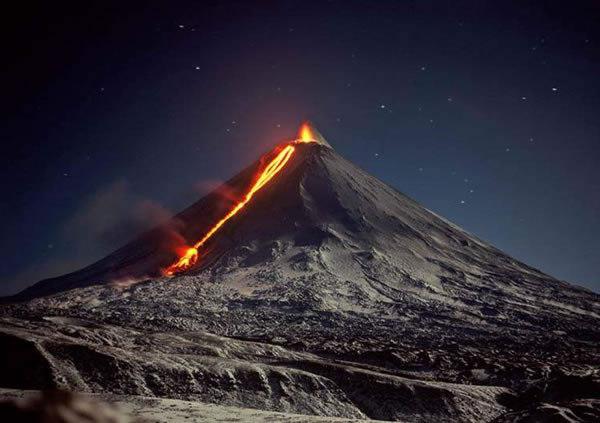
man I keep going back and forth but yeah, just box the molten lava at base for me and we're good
[164,124,317,276]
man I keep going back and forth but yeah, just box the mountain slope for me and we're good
[12,138,599,323]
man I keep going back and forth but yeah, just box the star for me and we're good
[521,96,527,101]
[552,87,558,92]
[460,200,466,204]
[420,66,427,71]
[374,153,379,158]
[505,148,511,152]
[195,66,200,70]
[380,104,386,109]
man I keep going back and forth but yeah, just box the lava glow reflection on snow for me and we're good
[164,126,317,276]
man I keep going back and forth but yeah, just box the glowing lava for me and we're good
[164,126,317,276]
[298,122,316,143]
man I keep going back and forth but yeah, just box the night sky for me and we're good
[2,1,599,295]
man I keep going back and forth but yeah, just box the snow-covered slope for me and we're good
[173,142,596,324]
[13,139,599,324]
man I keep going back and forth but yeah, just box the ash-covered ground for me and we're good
[1,137,599,421]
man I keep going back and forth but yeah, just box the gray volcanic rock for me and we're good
[0,316,507,421]
[1,127,599,421]
[494,370,600,422]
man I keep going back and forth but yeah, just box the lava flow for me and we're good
[164,123,316,276]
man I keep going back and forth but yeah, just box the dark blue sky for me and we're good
[2,0,599,294]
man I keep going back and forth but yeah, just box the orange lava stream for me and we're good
[164,144,296,275]
[164,123,317,276]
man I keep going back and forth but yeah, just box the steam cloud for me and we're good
[7,180,171,294]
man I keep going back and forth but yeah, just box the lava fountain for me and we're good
[164,123,317,276]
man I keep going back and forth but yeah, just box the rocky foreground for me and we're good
[1,276,598,422]
[0,388,385,422]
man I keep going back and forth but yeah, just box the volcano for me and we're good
[1,124,599,422]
